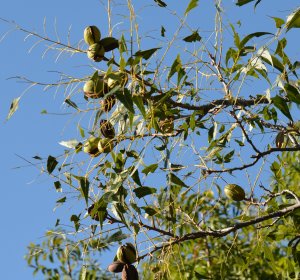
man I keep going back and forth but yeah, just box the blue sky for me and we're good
[1,1,299,279]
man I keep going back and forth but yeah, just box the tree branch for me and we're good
[206,147,300,174]
[138,191,300,261]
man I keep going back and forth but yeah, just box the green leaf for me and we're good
[64,98,79,111]
[168,54,182,81]
[126,150,139,159]
[239,32,273,48]
[183,31,201,42]
[106,230,129,243]
[47,156,58,174]
[115,89,135,114]
[142,163,158,175]
[230,24,240,48]
[132,94,146,118]
[133,186,156,198]
[112,203,129,228]
[33,155,42,160]
[270,16,285,28]
[170,173,188,188]
[131,170,142,187]
[119,34,127,54]
[78,125,85,138]
[286,8,300,32]
[90,199,107,228]
[56,196,66,203]
[134,48,161,60]
[142,206,158,216]
[70,214,80,232]
[54,181,62,192]
[7,97,20,120]
[80,266,87,280]
[194,271,211,279]
[271,95,293,121]
[261,54,285,73]
[284,83,300,105]
[59,139,79,149]
[185,0,199,15]
[225,48,238,65]
[154,0,167,7]
[236,0,255,6]
[72,175,90,205]
[161,26,166,37]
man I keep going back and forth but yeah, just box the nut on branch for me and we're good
[224,184,246,201]
[84,26,101,46]
[100,120,115,138]
[107,261,125,273]
[122,264,139,280]
[101,95,116,112]
[98,138,114,153]
[83,137,100,157]
[83,76,109,99]
[116,243,137,264]
[87,43,105,62]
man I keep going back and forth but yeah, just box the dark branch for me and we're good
[207,147,300,174]
[138,191,300,260]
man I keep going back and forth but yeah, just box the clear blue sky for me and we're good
[1,1,298,279]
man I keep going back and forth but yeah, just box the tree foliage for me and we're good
[3,0,300,279]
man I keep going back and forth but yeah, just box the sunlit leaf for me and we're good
[286,8,300,32]
[270,16,285,28]
[7,97,20,120]
[59,139,79,149]
[185,0,199,15]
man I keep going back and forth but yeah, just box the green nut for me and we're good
[107,71,128,89]
[101,95,116,112]
[87,43,105,62]
[99,37,119,52]
[98,138,114,153]
[122,264,139,280]
[159,117,174,134]
[100,120,115,139]
[224,184,245,201]
[83,137,100,157]
[88,203,108,222]
[116,243,137,264]
[83,77,108,99]
[107,261,125,273]
[275,132,285,148]
[84,26,101,46]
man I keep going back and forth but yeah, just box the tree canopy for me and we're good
[3,0,300,279]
